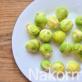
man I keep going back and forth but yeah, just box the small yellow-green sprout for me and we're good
[72,29,82,42]
[75,16,82,30]
[53,31,66,44]
[25,39,40,53]
[35,12,47,29]
[26,24,40,37]
[59,42,73,55]
[56,7,68,21]
[66,60,80,74]
[39,43,52,59]
[40,60,51,72]
[47,16,59,30]
[75,54,82,62]
[77,45,82,61]
[60,19,73,32]
[72,43,81,54]
[39,29,52,42]
[72,44,82,61]
[51,61,65,74]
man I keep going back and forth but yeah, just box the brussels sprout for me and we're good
[51,61,65,74]
[26,24,40,37]
[40,60,51,72]
[72,29,82,42]
[75,54,82,62]
[72,44,82,61]
[60,19,73,32]
[39,43,52,59]
[25,39,40,53]
[39,29,52,42]
[75,16,82,30]
[59,42,73,55]
[47,16,59,30]
[72,44,81,54]
[35,12,47,29]
[56,7,68,21]
[66,60,80,74]
[52,31,66,44]
[77,45,82,60]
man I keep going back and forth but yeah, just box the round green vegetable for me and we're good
[40,60,51,72]
[75,16,82,30]
[59,42,73,55]
[75,54,82,62]
[72,29,82,42]
[60,19,73,32]
[26,24,40,37]
[51,61,65,74]
[72,43,82,54]
[72,43,82,53]
[77,45,82,61]
[53,31,66,44]
[66,60,80,74]
[25,39,40,53]
[72,44,82,61]
[39,43,52,59]
[56,7,68,21]
[39,29,52,42]
[35,12,47,29]
[47,16,59,30]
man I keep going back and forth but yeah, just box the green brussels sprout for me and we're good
[52,31,66,44]
[59,42,73,55]
[77,45,82,57]
[35,12,47,29]
[51,61,65,74]
[39,29,52,42]
[40,60,51,72]
[75,53,82,62]
[66,60,80,74]
[56,7,68,21]
[60,19,73,32]
[25,39,40,53]
[72,43,81,54]
[26,24,40,37]
[39,43,52,59]
[75,16,82,30]
[47,16,59,30]
[72,44,82,61]
[72,29,82,42]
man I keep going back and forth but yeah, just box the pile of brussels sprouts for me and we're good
[25,7,82,75]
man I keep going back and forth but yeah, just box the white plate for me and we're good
[12,0,82,82]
